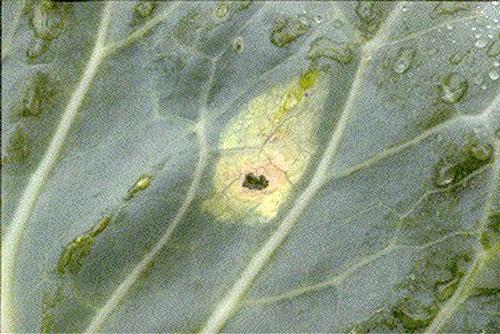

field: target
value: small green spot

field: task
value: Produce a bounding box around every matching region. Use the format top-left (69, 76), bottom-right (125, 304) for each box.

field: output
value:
top-left (134, 1), bottom-right (156, 19)
top-left (233, 36), bottom-right (244, 53)
top-left (441, 72), bottom-right (468, 103)
top-left (487, 40), bottom-right (500, 58)
top-left (270, 15), bottom-right (310, 48)
top-left (126, 174), bottom-right (153, 200)
top-left (433, 138), bottom-right (492, 189)
top-left (299, 69), bottom-right (319, 90)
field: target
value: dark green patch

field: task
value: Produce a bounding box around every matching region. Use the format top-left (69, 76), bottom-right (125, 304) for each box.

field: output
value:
top-left (308, 36), bottom-right (354, 66)
top-left (433, 138), bottom-right (493, 189)
top-left (270, 16), bottom-right (310, 48)
top-left (418, 99), bottom-right (456, 131)
top-left (351, 240), bottom-right (475, 332)
top-left (431, 2), bottom-right (471, 17)
top-left (20, 72), bottom-right (53, 117)
top-left (354, 1), bottom-right (385, 39)
top-left (242, 173), bottom-right (269, 190)
top-left (57, 235), bottom-right (95, 275)
top-left (134, 1), bottom-right (156, 19)
top-left (480, 214), bottom-right (500, 250)
top-left (40, 287), bottom-right (64, 333)
top-left (27, 38), bottom-right (50, 61)
top-left (3, 126), bottom-right (32, 164)
top-left (29, 0), bottom-right (67, 41)
top-left (173, 9), bottom-right (217, 45)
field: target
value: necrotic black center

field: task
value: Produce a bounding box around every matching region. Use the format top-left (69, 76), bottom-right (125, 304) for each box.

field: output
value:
top-left (242, 173), bottom-right (269, 190)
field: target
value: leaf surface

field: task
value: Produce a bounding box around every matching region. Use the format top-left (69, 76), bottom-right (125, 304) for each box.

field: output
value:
top-left (2, 1), bottom-right (499, 333)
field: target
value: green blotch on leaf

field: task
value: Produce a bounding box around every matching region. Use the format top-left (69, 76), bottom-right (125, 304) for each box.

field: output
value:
top-left (354, 1), bottom-right (385, 39)
top-left (270, 15), bottom-right (310, 48)
top-left (134, 1), bottom-right (156, 19)
top-left (57, 216), bottom-right (111, 275)
top-left (29, 0), bottom-right (67, 41)
top-left (434, 137), bottom-right (493, 189)
top-left (308, 36), bottom-right (354, 65)
top-left (20, 72), bottom-right (53, 117)
top-left (126, 174), bottom-right (153, 200)
top-left (57, 235), bottom-right (95, 275)
top-left (3, 126), bottom-right (32, 164)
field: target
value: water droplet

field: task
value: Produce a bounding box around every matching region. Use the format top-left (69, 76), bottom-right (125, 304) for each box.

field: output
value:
top-left (481, 84), bottom-right (487, 90)
top-left (434, 161), bottom-right (455, 187)
top-left (486, 41), bottom-right (500, 57)
top-left (473, 73), bottom-right (483, 85)
top-left (446, 25), bottom-right (453, 30)
top-left (489, 69), bottom-right (499, 80)
top-left (332, 19), bottom-right (343, 28)
top-left (214, 2), bottom-right (229, 18)
top-left (233, 36), bottom-right (244, 52)
top-left (475, 39), bottom-right (488, 48)
top-left (314, 15), bottom-right (323, 24)
top-left (494, 60), bottom-right (499, 67)
top-left (472, 27), bottom-right (477, 31)
top-left (308, 36), bottom-right (353, 65)
top-left (441, 73), bottom-right (468, 103)
top-left (393, 46), bottom-right (416, 74)
top-left (135, 1), bottom-right (155, 18)
top-left (449, 53), bottom-right (462, 65)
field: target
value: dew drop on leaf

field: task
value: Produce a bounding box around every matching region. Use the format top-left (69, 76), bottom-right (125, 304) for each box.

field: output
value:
top-left (441, 72), bottom-right (468, 103)
top-left (393, 46), bottom-right (416, 74)
top-left (233, 36), bottom-right (244, 52)
top-left (488, 69), bottom-right (499, 81)
top-left (486, 40), bottom-right (500, 57)
top-left (474, 38), bottom-right (488, 49)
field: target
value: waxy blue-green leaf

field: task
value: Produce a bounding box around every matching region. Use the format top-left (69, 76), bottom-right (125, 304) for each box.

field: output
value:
top-left (2, 1), bottom-right (499, 333)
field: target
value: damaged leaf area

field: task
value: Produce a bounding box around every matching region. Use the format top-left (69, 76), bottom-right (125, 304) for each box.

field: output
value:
top-left (203, 70), bottom-right (329, 221)
top-left (2, 1), bottom-right (500, 333)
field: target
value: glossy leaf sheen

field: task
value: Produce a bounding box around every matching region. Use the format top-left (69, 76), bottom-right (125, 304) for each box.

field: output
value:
top-left (2, 1), bottom-right (499, 333)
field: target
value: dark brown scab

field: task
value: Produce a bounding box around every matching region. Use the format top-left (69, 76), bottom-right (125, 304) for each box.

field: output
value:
top-left (242, 173), bottom-right (269, 190)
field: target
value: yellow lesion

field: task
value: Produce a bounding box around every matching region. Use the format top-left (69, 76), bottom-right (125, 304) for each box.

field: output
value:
top-left (203, 69), bottom-right (329, 222)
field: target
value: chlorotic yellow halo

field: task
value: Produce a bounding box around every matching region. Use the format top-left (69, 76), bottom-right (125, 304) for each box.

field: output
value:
top-left (203, 69), bottom-right (330, 222)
